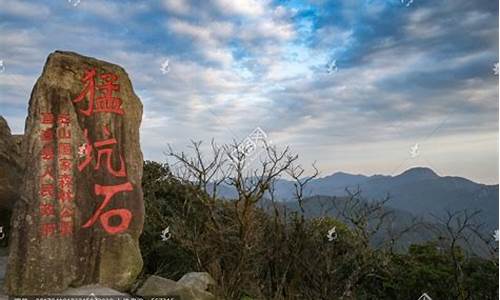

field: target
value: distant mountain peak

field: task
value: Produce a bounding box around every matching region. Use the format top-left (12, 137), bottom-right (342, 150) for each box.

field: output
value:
top-left (331, 171), bottom-right (358, 176)
top-left (320, 171), bottom-right (368, 182)
top-left (397, 167), bottom-right (439, 179)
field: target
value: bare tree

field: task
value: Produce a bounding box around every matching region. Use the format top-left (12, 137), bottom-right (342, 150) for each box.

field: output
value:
top-left (287, 162), bottom-right (319, 214)
top-left (331, 189), bottom-right (394, 299)
top-left (167, 139), bottom-right (310, 299)
top-left (384, 213), bottom-right (422, 254)
top-left (428, 210), bottom-right (482, 300)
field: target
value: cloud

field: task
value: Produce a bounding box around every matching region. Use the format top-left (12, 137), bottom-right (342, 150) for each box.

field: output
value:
top-left (161, 0), bottom-right (191, 15)
top-left (0, 0), bottom-right (497, 184)
top-left (212, 0), bottom-right (267, 18)
top-left (0, 0), bottom-right (50, 18)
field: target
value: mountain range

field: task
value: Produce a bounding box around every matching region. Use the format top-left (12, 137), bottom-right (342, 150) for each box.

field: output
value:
top-left (216, 167), bottom-right (499, 231)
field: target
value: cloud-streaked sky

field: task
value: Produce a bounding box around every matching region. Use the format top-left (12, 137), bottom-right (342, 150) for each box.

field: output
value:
top-left (0, 0), bottom-right (498, 184)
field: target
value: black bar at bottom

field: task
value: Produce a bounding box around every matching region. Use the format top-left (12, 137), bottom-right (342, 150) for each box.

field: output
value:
top-left (9, 296), bottom-right (181, 300)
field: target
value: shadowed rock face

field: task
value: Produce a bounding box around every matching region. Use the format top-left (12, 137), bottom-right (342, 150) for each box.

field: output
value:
top-left (0, 117), bottom-right (23, 248)
top-left (5, 51), bottom-right (144, 295)
top-left (0, 117), bottom-right (23, 209)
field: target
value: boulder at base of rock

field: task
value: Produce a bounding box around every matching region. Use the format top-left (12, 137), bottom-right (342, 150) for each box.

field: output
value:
top-left (5, 50), bottom-right (144, 295)
top-left (177, 273), bottom-right (215, 292)
top-left (137, 275), bottom-right (215, 300)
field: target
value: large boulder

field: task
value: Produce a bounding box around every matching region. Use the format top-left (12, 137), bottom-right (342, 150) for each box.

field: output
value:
top-left (137, 275), bottom-right (215, 300)
top-left (5, 51), bottom-right (144, 295)
top-left (177, 272), bottom-right (216, 292)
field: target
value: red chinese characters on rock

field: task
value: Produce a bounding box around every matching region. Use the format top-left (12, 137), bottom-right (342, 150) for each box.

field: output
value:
top-left (41, 223), bottom-right (57, 237)
top-left (74, 69), bottom-right (133, 235)
top-left (39, 112), bottom-right (56, 237)
top-left (41, 144), bottom-right (55, 161)
top-left (78, 127), bottom-right (126, 177)
top-left (57, 113), bottom-right (75, 236)
top-left (39, 183), bottom-right (55, 198)
top-left (40, 203), bottom-right (55, 216)
top-left (73, 69), bottom-right (124, 116)
top-left (38, 112), bottom-right (75, 238)
top-left (82, 182), bottom-right (133, 234)
top-left (41, 112), bottom-right (55, 125)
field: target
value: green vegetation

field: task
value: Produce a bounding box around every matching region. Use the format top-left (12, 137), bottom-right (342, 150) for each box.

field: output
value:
top-left (140, 156), bottom-right (498, 300)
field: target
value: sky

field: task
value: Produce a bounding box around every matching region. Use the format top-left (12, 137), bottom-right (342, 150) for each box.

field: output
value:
top-left (0, 0), bottom-right (498, 184)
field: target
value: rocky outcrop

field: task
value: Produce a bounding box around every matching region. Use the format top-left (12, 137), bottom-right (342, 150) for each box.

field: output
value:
top-left (0, 116), bottom-right (23, 247)
top-left (5, 50), bottom-right (144, 295)
top-left (0, 116), bottom-right (23, 209)
top-left (137, 274), bottom-right (216, 300)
